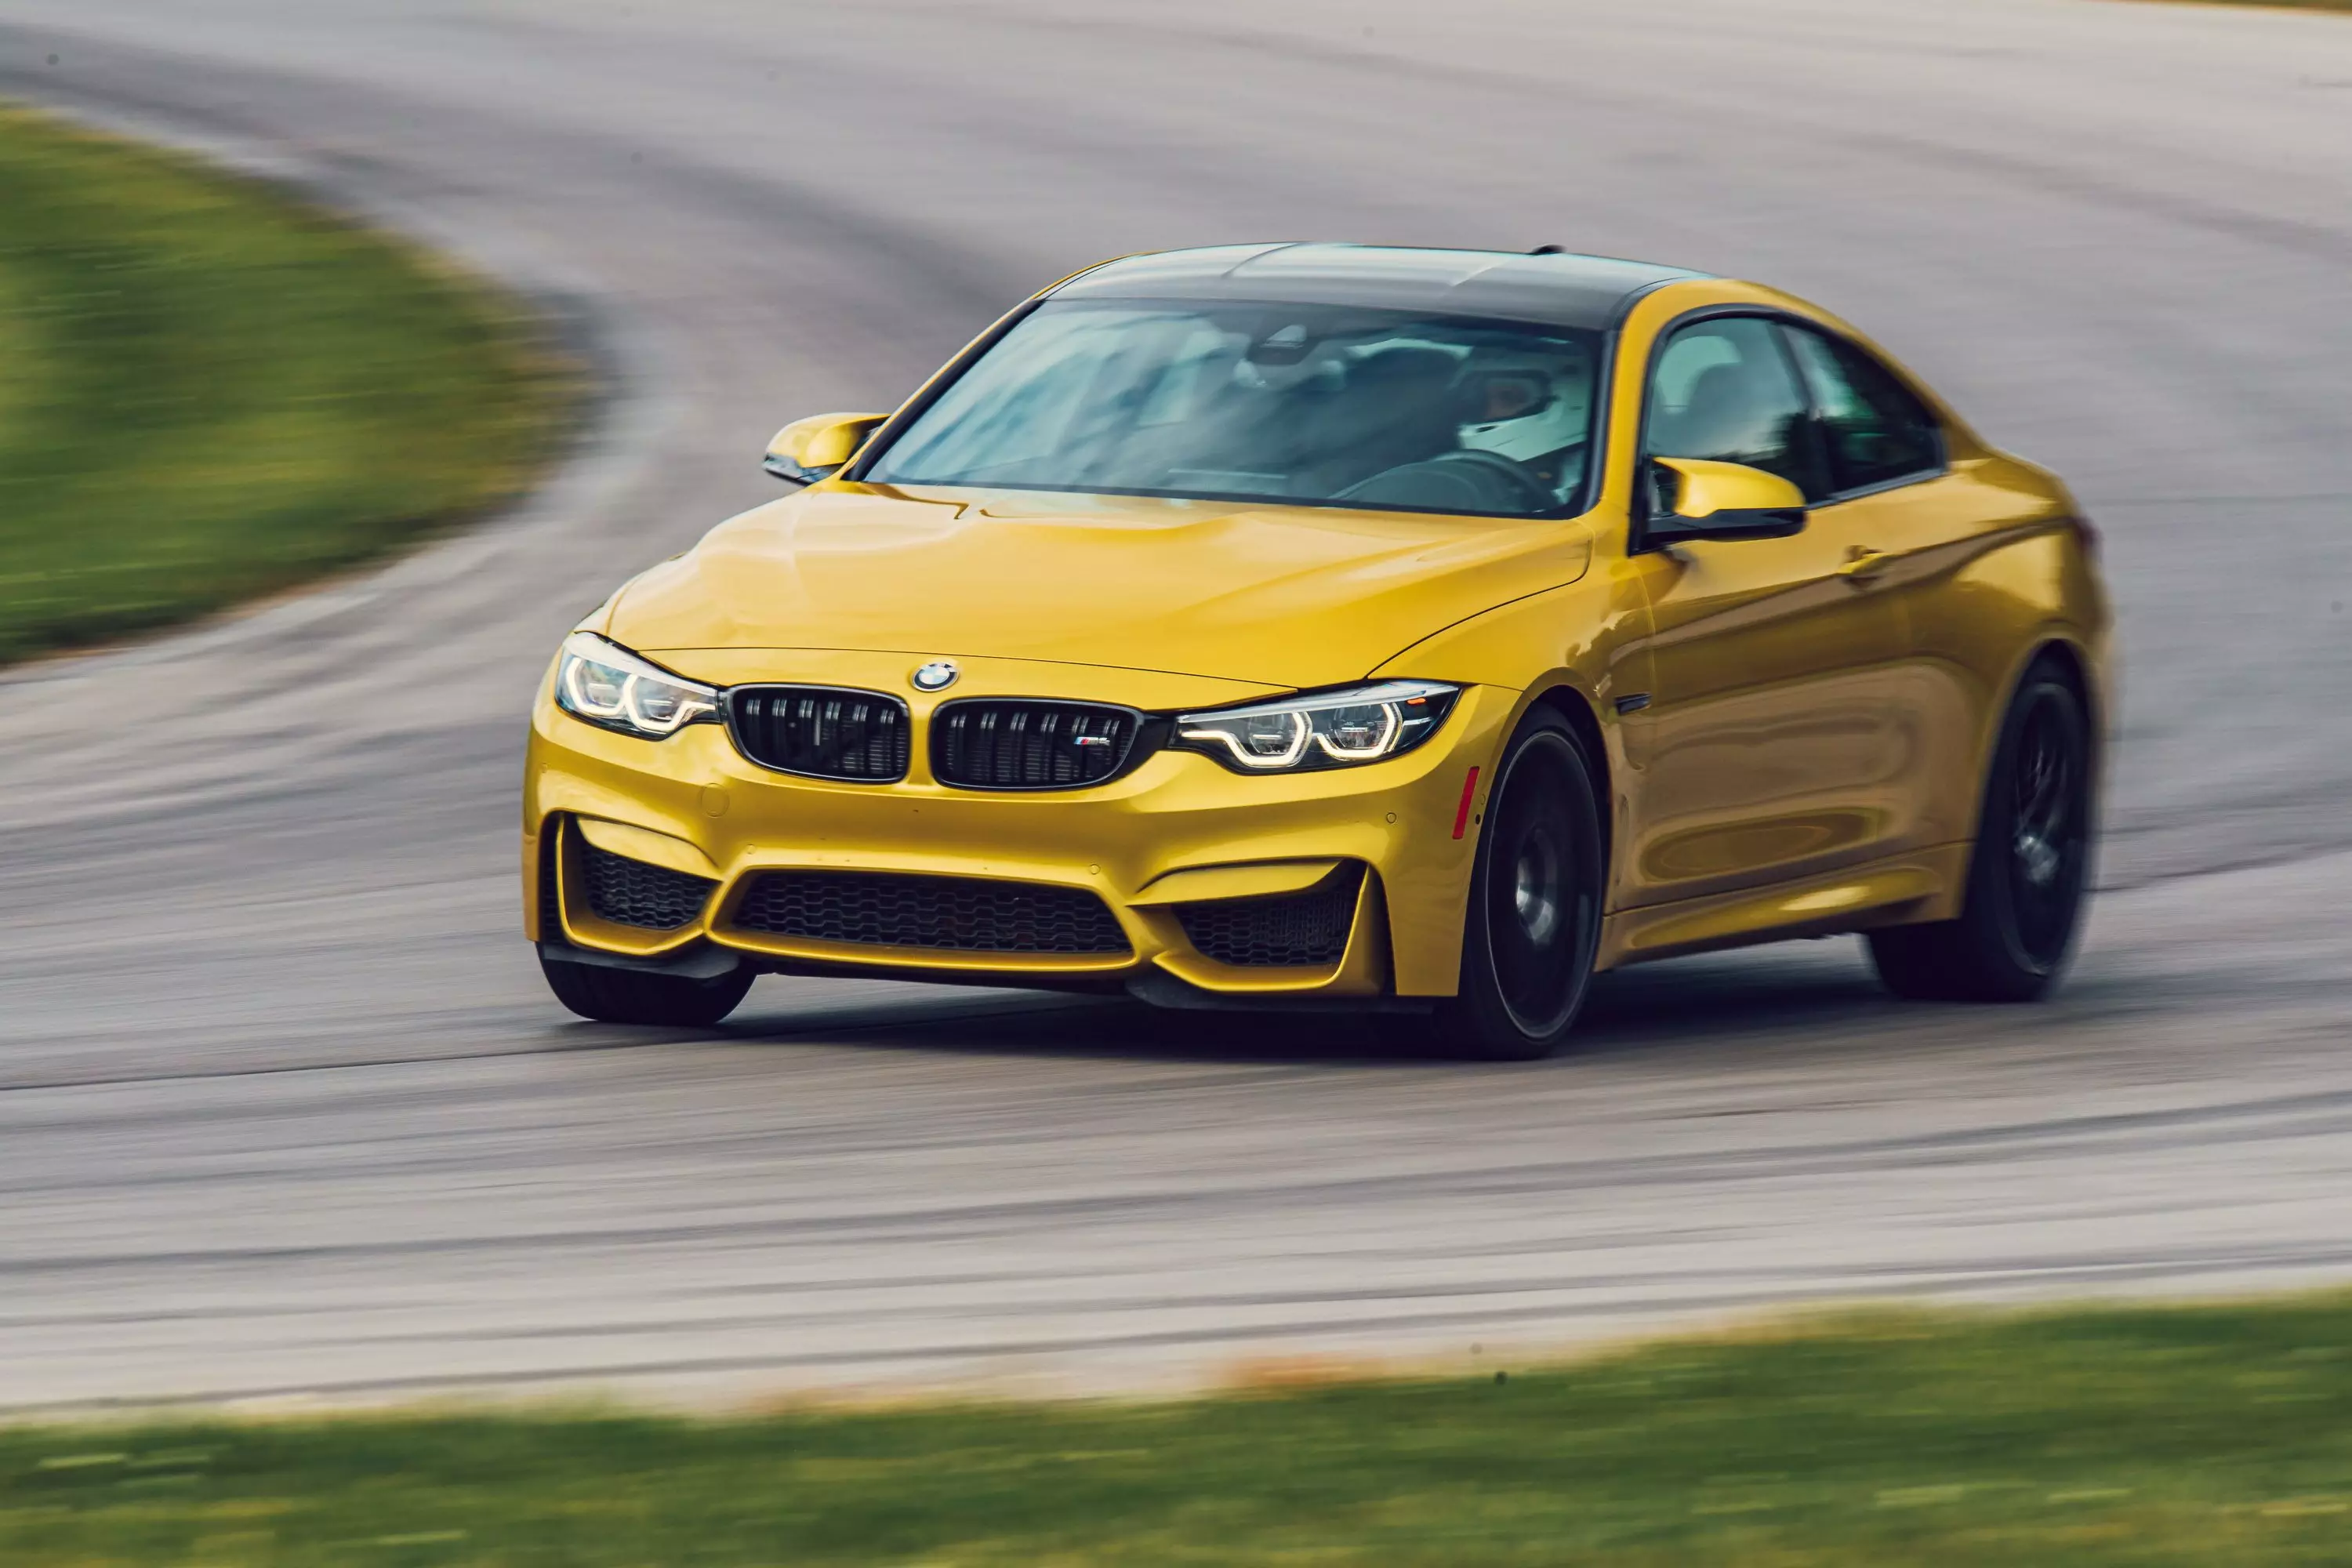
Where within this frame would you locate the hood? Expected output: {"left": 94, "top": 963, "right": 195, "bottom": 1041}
{"left": 607, "top": 484, "right": 1593, "bottom": 688}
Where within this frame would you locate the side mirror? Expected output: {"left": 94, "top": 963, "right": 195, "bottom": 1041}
{"left": 763, "top": 412, "right": 887, "bottom": 485}
{"left": 1642, "top": 457, "right": 1807, "bottom": 547}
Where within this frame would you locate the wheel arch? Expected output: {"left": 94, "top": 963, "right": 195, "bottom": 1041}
{"left": 1953, "top": 630, "right": 2105, "bottom": 852}
{"left": 2024, "top": 633, "right": 2108, "bottom": 821}
{"left": 1521, "top": 681, "right": 1616, "bottom": 886}
{"left": 2025, "top": 634, "right": 2100, "bottom": 739}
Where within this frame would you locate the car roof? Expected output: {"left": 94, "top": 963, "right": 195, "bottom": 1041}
{"left": 1048, "top": 243, "right": 1708, "bottom": 332}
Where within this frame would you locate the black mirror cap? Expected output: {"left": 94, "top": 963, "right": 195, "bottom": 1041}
{"left": 1640, "top": 506, "right": 1808, "bottom": 550}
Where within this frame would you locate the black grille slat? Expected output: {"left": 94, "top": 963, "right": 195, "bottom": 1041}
{"left": 932, "top": 700, "right": 1140, "bottom": 791}
{"left": 728, "top": 685, "right": 910, "bottom": 782}
{"left": 731, "top": 871, "right": 1131, "bottom": 955}
{"left": 579, "top": 840, "right": 717, "bottom": 931}
{"left": 1174, "top": 866, "right": 1364, "bottom": 967}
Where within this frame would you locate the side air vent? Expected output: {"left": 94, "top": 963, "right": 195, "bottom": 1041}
{"left": 930, "top": 699, "right": 1149, "bottom": 790}
{"left": 1173, "top": 864, "right": 1365, "bottom": 967}
{"left": 727, "top": 685, "right": 911, "bottom": 782}
{"left": 730, "top": 870, "right": 1131, "bottom": 955}
{"left": 579, "top": 839, "right": 717, "bottom": 931}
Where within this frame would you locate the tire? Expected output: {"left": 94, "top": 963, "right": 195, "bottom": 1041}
{"left": 1867, "top": 659, "right": 2094, "bottom": 1002}
{"left": 540, "top": 951, "right": 754, "bottom": 1026}
{"left": 1428, "top": 711, "right": 1606, "bottom": 1060}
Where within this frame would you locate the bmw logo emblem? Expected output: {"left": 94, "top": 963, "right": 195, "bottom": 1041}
{"left": 910, "top": 660, "right": 959, "bottom": 692}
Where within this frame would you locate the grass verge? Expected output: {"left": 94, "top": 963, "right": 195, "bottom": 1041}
{"left": 8, "top": 1294, "right": 2352, "bottom": 1564}
{"left": 0, "top": 101, "right": 572, "bottom": 666}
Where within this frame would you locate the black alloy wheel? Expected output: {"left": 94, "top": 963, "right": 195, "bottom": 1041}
{"left": 1868, "top": 659, "right": 2094, "bottom": 1002}
{"left": 1432, "top": 711, "right": 1605, "bottom": 1059}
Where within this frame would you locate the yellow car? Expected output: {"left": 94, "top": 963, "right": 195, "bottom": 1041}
{"left": 524, "top": 245, "right": 2107, "bottom": 1058}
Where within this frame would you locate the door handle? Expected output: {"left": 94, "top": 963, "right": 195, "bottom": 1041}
{"left": 1837, "top": 545, "right": 1891, "bottom": 581}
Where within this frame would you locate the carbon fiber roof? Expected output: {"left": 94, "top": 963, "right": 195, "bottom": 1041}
{"left": 1050, "top": 244, "right": 1706, "bottom": 330}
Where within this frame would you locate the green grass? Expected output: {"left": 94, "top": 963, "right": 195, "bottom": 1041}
{"left": 0, "top": 102, "right": 571, "bottom": 665}
{"left": 9, "top": 1296, "right": 2352, "bottom": 1564}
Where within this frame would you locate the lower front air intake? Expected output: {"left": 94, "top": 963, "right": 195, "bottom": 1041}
{"left": 730, "top": 870, "right": 1132, "bottom": 956}
{"left": 577, "top": 838, "right": 717, "bottom": 931}
{"left": 1172, "top": 864, "right": 1365, "bottom": 967}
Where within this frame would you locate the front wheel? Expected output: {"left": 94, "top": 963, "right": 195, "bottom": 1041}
{"left": 1867, "top": 659, "right": 2094, "bottom": 1002}
{"left": 540, "top": 952, "right": 754, "bottom": 1026}
{"left": 1429, "top": 712, "right": 1606, "bottom": 1060}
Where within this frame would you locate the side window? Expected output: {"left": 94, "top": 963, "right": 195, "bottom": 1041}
{"left": 1644, "top": 317, "right": 1824, "bottom": 502}
{"left": 1781, "top": 327, "right": 1943, "bottom": 494}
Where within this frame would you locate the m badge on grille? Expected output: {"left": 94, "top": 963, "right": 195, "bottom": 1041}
{"left": 910, "top": 660, "right": 959, "bottom": 692}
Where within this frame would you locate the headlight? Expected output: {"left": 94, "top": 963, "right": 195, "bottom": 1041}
{"left": 1175, "top": 681, "right": 1459, "bottom": 772}
{"left": 555, "top": 631, "right": 718, "bottom": 739}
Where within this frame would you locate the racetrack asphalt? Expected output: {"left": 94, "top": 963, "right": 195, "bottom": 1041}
{"left": 2, "top": 0, "right": 2350, "bottom": 1410}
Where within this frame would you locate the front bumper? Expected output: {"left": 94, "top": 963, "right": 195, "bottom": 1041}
{"left": 523, "top": 652, "right": 1508, "bottom": 1001}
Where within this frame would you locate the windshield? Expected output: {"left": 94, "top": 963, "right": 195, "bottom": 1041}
{"left": 862, "top": 300, "right": 1602, "bottom": 518}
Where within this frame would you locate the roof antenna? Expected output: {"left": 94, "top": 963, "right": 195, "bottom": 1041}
{"left": 1528, "top": 244, "right": 1567, "bottom": 255}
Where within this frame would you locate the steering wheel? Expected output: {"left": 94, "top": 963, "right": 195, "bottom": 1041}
{"left": 1338, "top": 448, "right": 1556, "bottom": 513}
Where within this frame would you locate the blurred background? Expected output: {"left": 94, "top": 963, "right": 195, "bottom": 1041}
{"left": 2, "top": 0, "right": 2351, "bottom": 1418}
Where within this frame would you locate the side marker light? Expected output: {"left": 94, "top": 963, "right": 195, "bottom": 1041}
{"left": 1452, "top": 767, "right": 1481, "bottom": 840}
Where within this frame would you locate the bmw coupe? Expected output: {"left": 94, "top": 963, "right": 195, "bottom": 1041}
{"left": 525, "top": 245, "right": 2107, "bottom": 1058}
